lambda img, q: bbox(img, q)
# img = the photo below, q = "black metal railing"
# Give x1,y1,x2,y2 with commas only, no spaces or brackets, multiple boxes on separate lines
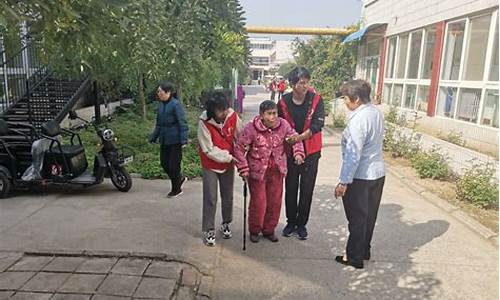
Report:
0,40,48,112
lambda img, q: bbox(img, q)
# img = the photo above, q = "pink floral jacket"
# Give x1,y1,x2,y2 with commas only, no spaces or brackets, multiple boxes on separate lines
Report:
234,116,305,181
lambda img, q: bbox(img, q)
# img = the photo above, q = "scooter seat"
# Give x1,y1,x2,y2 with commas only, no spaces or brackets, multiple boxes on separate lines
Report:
48,144,85,156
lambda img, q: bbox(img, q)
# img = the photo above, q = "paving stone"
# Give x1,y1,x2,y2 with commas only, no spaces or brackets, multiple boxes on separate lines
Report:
0,272,35,290
21,272,70,293
197,276,213,297
51,294,91,300
133,277,176,299
144,261,183,279
0,291,14,299
91,296,130,300
180,267,198,287
97,275,140,297
8,256,53,272
58,273,105,293
175,286,195,300
76,258,118,274
42,257,85,272
110,258,149,276
9,292,53,300
0,253,23,272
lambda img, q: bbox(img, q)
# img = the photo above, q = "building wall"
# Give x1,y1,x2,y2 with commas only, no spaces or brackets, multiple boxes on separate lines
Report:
362,0,498,35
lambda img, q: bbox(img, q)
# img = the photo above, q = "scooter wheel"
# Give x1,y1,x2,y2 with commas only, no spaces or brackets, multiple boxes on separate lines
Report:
0,172,12,199
111,166,132,192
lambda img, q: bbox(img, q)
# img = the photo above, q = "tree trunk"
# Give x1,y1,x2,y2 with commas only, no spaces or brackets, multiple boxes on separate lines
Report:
138,72,146,119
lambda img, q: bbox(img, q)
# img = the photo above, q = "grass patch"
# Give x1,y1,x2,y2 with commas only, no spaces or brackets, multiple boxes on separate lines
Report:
69,102,202,179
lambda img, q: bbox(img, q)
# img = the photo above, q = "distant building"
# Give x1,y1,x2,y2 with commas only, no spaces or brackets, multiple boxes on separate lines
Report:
248,37,295,81
345,0,499,152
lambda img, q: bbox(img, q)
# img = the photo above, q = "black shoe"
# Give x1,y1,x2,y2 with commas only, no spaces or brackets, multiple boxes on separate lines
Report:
296,226,308,240
263,233,279,242
364,252,371,261
335,255,364,269
167,189,183,198
282,223,296,237
249,234,260,243
179,176,186,189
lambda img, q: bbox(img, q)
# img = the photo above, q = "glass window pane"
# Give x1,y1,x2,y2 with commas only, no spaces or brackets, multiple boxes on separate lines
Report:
417,86,430,113
421,28,436,79
403,85,417,109
392,84,403,106
383,83,392,104
385,38,397,78
489,18,499,81
396,35,409,78
442,21,466,80
408,31,423,79
456,88,481,123
481,89,499,127
463,14,491,81
437,87,458,118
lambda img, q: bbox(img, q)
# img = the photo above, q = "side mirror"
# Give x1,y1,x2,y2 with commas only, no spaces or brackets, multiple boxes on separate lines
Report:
68,110,78,120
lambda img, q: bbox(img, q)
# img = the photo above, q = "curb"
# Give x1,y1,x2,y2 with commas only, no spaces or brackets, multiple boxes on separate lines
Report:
386,166,498,247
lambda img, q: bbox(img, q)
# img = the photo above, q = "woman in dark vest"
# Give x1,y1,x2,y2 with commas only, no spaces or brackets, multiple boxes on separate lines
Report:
277,66,325,240
149,81,189,198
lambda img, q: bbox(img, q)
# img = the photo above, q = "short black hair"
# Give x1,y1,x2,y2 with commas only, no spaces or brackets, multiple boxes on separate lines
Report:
205,91,229,120
259,100,277,114
158,81,176,100
340,79,371,104
287,66,311,85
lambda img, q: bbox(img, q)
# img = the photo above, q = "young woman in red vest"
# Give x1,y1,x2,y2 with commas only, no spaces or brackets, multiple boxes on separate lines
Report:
278,66,325,240
198,91,243,247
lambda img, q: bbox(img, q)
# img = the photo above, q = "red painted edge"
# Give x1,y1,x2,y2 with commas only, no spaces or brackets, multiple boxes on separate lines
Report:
376,37,388,104
427,21,445,117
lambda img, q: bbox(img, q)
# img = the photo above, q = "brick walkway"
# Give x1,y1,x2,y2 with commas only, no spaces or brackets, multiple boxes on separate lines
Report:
0,252,210,300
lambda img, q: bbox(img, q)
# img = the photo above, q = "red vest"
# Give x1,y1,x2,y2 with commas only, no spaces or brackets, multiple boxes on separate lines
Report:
279,92,323,156
199,112,238,171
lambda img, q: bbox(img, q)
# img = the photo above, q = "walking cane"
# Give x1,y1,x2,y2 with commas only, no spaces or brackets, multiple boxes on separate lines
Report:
243,180,247,251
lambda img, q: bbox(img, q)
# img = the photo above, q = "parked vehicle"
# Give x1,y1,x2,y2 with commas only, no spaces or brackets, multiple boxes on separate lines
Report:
0,110,133,198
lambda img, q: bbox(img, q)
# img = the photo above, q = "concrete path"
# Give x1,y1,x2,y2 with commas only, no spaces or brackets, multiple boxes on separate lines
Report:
0,86,497,299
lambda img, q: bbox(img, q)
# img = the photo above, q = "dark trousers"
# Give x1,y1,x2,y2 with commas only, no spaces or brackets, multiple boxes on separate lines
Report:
160,144,183,192
284,154,319,227
342,177,385,263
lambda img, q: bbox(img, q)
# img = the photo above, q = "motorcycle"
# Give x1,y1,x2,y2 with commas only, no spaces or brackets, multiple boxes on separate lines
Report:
0,110,133,198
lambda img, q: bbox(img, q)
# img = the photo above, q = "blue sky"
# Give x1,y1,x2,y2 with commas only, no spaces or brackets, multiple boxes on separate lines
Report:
239,0,362,39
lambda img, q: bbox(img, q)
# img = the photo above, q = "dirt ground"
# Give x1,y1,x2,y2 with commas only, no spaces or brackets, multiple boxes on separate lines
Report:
385,154,499,233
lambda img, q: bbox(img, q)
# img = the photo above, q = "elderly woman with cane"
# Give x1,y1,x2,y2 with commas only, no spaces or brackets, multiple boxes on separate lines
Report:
334,79,385,269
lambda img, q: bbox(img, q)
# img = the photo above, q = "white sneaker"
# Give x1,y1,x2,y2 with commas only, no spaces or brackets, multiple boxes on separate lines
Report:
203,230,216,246
220,222,232,239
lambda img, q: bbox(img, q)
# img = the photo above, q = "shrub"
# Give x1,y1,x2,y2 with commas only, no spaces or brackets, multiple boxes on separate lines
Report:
385,105,397,124
456,162,499,209
385,126,422,158
333,113,346,128
410,146,450,180
438,130,466,147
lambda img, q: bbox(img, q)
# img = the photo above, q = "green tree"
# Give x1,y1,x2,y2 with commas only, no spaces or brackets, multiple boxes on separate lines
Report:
293,24,359,105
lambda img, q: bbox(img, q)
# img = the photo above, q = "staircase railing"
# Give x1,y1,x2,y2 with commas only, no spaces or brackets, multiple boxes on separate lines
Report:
0,39,48,112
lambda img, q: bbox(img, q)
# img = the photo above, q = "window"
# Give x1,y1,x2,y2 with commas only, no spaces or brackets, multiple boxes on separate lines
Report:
463,14,491,81
417,86,430,112
489,18,499,81
481,89,499,127
442,21,466,80
392,84,403,106
385,37,397,78
437,87,457,118
456,88,481,123
403,85,417,109
407,31,423,79
396,35,409,78
421,28,436,79
383,84,392,104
